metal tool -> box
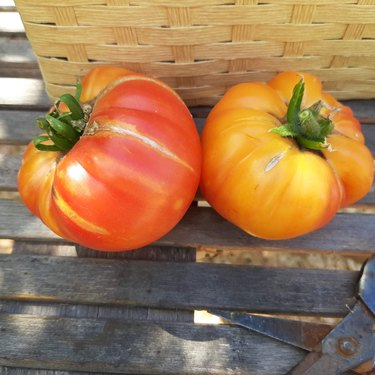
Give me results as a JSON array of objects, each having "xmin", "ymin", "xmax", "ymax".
[{"xmin": 209, "ymin": 256, "xmax": 375, "ymax": 375}]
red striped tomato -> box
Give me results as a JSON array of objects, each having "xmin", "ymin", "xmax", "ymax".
[{"xmin": 18, "ymin": 66, "xmax": 201, "ymax": 251}]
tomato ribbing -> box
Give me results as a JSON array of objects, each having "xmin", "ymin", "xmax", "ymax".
[
  {"xmin": 18, "ymin": 66, "xmax": 201, "ymax": 251},
  {"xmin": 200, "ymin": 71, "xmax": 374, "ymax": 240}
]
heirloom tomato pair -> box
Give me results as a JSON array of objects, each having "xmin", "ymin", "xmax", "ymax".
[
  {"xmin": 18, "ymin": 66, "xmax": 201, "ymax": 251},
  {"xmin": 18, "ymin": 68, "xmax": 374, "ymax": 250}
]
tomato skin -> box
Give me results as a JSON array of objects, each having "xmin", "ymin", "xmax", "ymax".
[
  {"xmin": 201, "ymin": 71, "xmax": 374, "ymax": 240},
  {"xmin": 18, "ymin": 67, "xmax": 201, "ymax": 251},
  {"xmin": 80, "ymin": 66, "xmax": 134, "ymax": 102}
]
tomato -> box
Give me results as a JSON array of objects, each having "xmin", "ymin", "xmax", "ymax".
[
  {"xmin": 200, "ymin": 71, "xmax": 374, "ymax": 240},
  {"xmin": 18, "ymin": 66, "xmax": 201, "ymax": 251}
]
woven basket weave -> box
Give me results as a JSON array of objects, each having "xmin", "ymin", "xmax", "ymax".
[{"xmin": 15, "ymin": 0, "xmax": 375, "ymax": 106}]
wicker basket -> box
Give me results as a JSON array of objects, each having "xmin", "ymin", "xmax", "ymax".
[{"xmin": 15, "ymin": 0, "xmax": 375, "ymax": 106}]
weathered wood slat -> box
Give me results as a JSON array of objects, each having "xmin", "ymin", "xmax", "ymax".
[
  {"xmin": 0, "ymin": 39, "xmax": 40, "ymax": 78},
  {"xmin": 114, "ymin": 206, "xmax": 375, "ymax": 253},
  {"xmin": 358, "ymin": 189, "xmax": 375, "ymax": 206},
  {"xmin": 0, "ymin": 40, "xmax": 36, "ymax": 63},
  {"xmin": 0, "ymin": 63, "xmax": 42, "ymax": 79},
  {"xmin": 0, "ymin": 110, "xmax": 48, "ymax": 144},
  {"xmin": 9, "ymin": 241, "xmax": 195, "ymax": 321},
  {"xmin": 0, "ymin": 11, "xmax": 24, "ymax": 35},
  {"xmin": 0, "ymin": 155, "xmax": 21, "ymax": 191},
  {"xmin": 0, "ymin": 313, "xmax": 305, "ymax": 375},
  {"xmin": 0, "ymin": 78, "xmax": 50, "ymax": 109},
  {"xmin": 10, "ymin": 240, "xmax": 197, "ymax": 322},
  {"xmin": 0, "ymin": 3, "xmax": 17, "ymax": 11},
  {"xmin": 1, "ymin": 76, "xmax": 375, "ymax": 118},
  {"xmin": 0, "ymin": 5, "xmax": 16, "ymax": 12},
  {"xmin": 363, "ymin": 124, "xmax": 375, "ymax": 153},
  {"xmin": 0, "ymin": 299, "xmax": 193, "ymax": 323},
  {"xmin": 12, "ymin": 240, "xmax": 77, "ymax": 256},
  {"xmin": 345, "ymin": 100, "xmax": 375, "ymax": 122},
  {"xmin": 0, "ymin": 199, "xmax": 374, "ymax": 254},
  {"xmin": 0, "ymin": 254, "xmax": 358, "ymax": 314},
  {"xmin": 0, "ymin": 368, "xmax": 99, "ymax": 375}
]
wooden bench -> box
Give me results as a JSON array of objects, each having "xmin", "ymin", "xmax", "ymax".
[{"xmin": 1, "ymin": 4, "xmax": 374, "ymax": 375}]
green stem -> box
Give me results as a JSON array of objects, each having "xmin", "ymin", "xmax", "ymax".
[
  {"xmin": 287, "ymin": 77, "xmax": 304, "ymax": 126},
  {"xmin": 34, "ymin": 82, "xmax": 91, "ymax": 152},
  {"xmin": 270, "ymin": 79, "xmax": 334, "ymax": 151},
  {"xmin": 298, "ymin": 109, "xmax": 321, "ymax": 139}
]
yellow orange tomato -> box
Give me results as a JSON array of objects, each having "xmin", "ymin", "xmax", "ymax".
[{"xmin": 200, "ymin": 71, "xmax": 374, "ymax": 240}]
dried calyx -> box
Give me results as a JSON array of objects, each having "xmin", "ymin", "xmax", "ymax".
[{"xmin": 270, "ymin": 79, "xmax": 335, "ymax": 151}]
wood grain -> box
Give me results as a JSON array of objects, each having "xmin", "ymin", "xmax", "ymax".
[
  {"xmin": 0, "ymin": 155, "xmax": 21, "ymax": 191},
  {"xmin": 0, "ymin": 110, "xmax": 55, "ymax": 144},
  {"xmin": 10, "ymin": 241, "xmax": 196, "ymax": 323},
  {"xmin": 12, "ymin": 241, "xmax": 76, "ymax": 257},
  {"xmin": 0, "ymin": 299, "xmax": 193, "ymax": 324},
  {"xmin": 0, "ymin": 369, "xmax": 95, "ymax": 375},
  {"xmin": 0, "ymin": 254, "xmax": 358, "ymax": 314},
  {"xmin": 162, "ymin": 207, "xmax": 375, "ymax": 254},
  {"xmin": 0, "ymin": 313, "xmax": 305, "ymax": 375}
]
